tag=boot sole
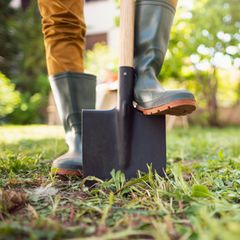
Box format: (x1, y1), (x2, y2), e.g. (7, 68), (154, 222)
(136, 99), (196, 116)
(51, 168), (83, 177)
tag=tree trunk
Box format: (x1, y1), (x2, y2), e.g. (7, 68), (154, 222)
(208, 67), (219, 126)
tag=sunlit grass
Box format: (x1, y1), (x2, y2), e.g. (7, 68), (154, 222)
(0, 125), (239, 239)
(0, 125), (64, 143)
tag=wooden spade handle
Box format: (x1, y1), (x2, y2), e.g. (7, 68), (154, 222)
(119, 0), (135, 67)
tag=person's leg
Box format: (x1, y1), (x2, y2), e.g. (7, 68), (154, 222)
(38, 0), (85, 75)
(38, 0), (96, 175)
(134, 0), (196, 116)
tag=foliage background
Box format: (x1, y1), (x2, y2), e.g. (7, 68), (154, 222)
(0, 0), (240, 126)
(0, 0), (47, 124)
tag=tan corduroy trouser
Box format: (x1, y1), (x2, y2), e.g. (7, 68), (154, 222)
(38, 0), (178, 76)
(38, 0), (86, 76)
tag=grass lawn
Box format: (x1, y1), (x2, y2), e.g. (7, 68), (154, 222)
(0, 125), (240, 240)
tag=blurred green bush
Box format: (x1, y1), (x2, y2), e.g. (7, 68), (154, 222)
(0, 0), (49, 124)
(85, 43), (118, 83)
(0, 72), (20, 120)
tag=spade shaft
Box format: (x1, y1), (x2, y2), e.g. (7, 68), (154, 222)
(118, 0), (135, 168)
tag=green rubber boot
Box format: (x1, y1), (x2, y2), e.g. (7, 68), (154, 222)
(49, 72), (96, 176)
(134, 0), (196, 116)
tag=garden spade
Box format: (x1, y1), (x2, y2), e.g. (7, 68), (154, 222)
(82, 0), (166, 180)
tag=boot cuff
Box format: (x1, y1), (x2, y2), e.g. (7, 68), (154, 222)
(135, 0), (176, 14)
(49, 72), (96, 82)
